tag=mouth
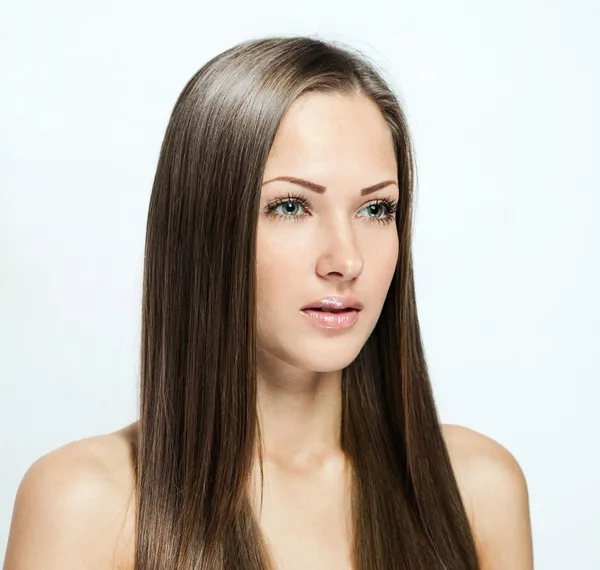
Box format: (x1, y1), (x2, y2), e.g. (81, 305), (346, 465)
(300, 308), (359, 313)
(300, 306), (361, 329)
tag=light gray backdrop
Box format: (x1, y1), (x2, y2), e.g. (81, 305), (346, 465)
(1, 0), (598, 567)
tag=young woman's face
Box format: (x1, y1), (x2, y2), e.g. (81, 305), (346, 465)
(256, 91), (399, 373)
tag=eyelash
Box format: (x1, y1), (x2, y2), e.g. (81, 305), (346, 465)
(264, 192), (398, 225)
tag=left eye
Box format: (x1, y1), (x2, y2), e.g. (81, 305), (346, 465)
(358, 203), (387, 218)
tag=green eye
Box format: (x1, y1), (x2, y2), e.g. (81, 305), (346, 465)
(265, 193), (311, 222)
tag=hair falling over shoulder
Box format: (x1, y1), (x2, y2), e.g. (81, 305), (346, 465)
(135, 35), (481, 570)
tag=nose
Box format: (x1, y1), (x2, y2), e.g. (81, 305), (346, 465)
(315, 221), (364, 282)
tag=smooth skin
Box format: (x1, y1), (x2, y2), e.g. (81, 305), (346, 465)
(3, 92), (533, 570)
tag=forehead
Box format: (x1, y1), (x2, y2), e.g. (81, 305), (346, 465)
(263, 92), (397, 183)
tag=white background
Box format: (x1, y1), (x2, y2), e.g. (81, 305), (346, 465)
(1, 0), (598, 567)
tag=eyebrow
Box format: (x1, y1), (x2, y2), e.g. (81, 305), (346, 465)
(261, 176), (398, 196)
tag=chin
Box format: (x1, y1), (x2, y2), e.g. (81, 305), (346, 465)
(258, 315), (375, 373)
(288, 338), (366, 373)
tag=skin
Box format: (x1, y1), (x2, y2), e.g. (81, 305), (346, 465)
(3, 92), (533, 570)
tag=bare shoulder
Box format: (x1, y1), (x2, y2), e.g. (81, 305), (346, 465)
(441, 424), (534, 570)
(3, 422), (138, 570)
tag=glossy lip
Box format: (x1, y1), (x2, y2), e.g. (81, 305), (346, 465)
(300, 296), (364, 311)
(300, 307), (360, 329)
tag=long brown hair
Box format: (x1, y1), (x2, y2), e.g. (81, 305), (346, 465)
(136, 35), (480, 569)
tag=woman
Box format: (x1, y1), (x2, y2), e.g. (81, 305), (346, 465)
(4, 36), (533, 569)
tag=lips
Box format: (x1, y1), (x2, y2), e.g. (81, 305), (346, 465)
(300, 298), (361, 329)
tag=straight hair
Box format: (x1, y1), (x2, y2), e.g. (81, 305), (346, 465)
(136, 35), (481, 569)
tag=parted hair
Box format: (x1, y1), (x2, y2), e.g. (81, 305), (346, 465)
(136, 35), (481, 569)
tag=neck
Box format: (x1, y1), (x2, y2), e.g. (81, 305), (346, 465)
(255, 358), (343, 471)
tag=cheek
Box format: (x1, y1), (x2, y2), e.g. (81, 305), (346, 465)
(385, 233), (400, 272)
(255, 231), (309, 351)
(256, 231), (304, 310)
(367, 233), (399, 299)
(364, 226), (398, 265)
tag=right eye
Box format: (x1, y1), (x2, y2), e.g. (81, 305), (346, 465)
(265, 193), (312, 222)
